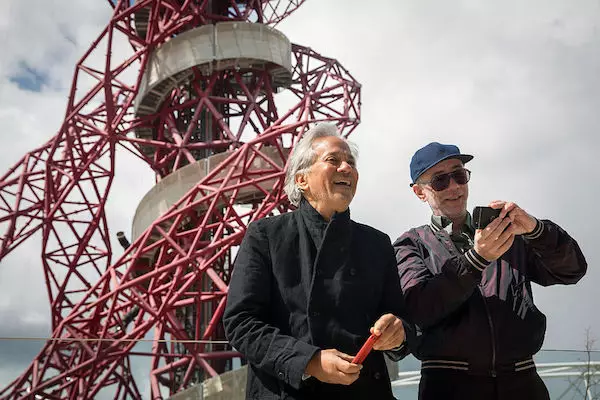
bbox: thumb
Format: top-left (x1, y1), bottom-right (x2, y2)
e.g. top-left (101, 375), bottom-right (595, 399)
top-left (372, 314), bottom-right (394, 335)
top-left (335, 351), bottom-right (355, 363)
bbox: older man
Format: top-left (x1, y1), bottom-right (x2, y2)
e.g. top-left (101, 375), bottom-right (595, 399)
top-left (224, 123), bottom-right (410, 400)
top-left (394, 142), bottom-right (587, 400)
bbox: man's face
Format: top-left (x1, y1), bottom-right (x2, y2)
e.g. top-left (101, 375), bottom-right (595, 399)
top-left (413, 158), bottom-right (469, 220)
top-left (296, 136), bottom-right (359, 218)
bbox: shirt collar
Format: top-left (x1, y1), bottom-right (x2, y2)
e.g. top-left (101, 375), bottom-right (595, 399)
top-left (431, 212), bottom-right (475, 236)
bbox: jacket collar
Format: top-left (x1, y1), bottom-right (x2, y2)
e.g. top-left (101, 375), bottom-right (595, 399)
top-left (299, 198), bottom-right (351, 249)
top-left (299, 197), bottom-right (351, 225)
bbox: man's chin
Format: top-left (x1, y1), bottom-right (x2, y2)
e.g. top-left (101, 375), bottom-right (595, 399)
top-left (446, 209), bottom-right (467, 220)
top-left (331, 197), bottom-right (353, 212)
top-left (442, 204), bottom-right (467, 217)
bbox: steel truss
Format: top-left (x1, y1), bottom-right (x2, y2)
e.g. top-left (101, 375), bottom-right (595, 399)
top-left (0, 1), bottom-right (361, 398)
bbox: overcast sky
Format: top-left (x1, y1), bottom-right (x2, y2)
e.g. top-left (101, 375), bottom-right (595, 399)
top-left (1, 0), bottom-right (598, 392)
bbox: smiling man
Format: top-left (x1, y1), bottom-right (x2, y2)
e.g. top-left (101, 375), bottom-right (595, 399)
top-left (394, 142), bottom-right (587, 400)
top-left (224, 123), bottom-right (411, 400)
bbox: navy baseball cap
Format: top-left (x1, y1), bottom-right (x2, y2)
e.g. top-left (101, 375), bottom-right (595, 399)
top-left (410, 142), bottom-right (473, 183)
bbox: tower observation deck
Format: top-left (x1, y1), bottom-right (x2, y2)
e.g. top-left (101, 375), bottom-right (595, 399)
top-left (0, 1), bottom-right (361, 399)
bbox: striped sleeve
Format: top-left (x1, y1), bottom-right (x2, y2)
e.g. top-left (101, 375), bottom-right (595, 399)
top-left (464, 248), bottom-right (491, 271)
top-left (522, 219), bottom-right (544, 240)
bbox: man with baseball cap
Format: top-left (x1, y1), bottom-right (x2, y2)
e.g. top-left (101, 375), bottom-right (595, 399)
top-left (393, 142), bottom-right (587, 399)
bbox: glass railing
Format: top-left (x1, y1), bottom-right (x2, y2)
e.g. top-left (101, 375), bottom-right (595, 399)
top-left (392, 350), bottom-right (600, 399)
top-left (1, 338), bottom-right (598, 399)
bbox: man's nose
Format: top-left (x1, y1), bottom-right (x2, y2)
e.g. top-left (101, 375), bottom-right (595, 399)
top-left (337, 161), bottom-right (353, 173)
top-left (446, 177), bottom-right (461, 190)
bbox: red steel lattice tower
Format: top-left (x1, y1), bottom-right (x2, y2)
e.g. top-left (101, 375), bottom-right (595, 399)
top-left (0, 1), bottom-right (361, 398)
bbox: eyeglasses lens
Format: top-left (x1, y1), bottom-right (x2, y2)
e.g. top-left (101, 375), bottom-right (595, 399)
top-left (431, 169), bottom-right (470, 191)
top-left (453, 169), bottom-right (470, 185)
top-left (431, 174), bottom-right (451, 191)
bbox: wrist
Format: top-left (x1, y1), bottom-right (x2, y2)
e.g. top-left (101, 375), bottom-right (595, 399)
top-left (523, 219), bottom-right (543, 240)
top-left (390, 339), bottom-right (406, 351)
top-left (467, 247), bottom-right (492, 269)
top-left (305, 351), bottom-right (320, 377)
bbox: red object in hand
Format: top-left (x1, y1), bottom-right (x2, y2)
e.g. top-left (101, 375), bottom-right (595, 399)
top-left (352, 334), bottom-right (379, 364)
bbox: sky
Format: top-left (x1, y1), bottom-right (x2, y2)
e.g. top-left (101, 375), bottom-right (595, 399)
top-left (0, 0), bottom-right (599, 393)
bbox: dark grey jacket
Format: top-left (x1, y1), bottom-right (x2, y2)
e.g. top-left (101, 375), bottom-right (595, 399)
top-left (394, 219), bottom-right (587, 375)
top-left (224, 200), bottom-right (409, 399)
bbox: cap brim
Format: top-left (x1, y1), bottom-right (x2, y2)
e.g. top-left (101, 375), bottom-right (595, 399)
top-left (455, 154), bottom-right (473, 164)
top-left (430, 154), bottom-right (473, 169)
top-left (412, 154), bottom-right (474, 183)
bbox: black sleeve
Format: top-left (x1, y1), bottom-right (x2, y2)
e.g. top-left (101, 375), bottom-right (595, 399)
top-left (393, 231), bottom-right (484, 329)
top-left (223, 221), bottom-right (320, 390)
top-left (377, 234), bottom-right (413, 361)
top-left (523, 220), bottom-right (587, 286)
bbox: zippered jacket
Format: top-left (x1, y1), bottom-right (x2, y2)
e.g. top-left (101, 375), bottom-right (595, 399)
top-left (393, 220), bottom-right (587, 375)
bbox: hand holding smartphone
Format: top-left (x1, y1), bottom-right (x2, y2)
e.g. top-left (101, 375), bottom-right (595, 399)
top-left (352, 334), bottom-right (379, 364)
top-left (473, 206), bottom-right (502, 229)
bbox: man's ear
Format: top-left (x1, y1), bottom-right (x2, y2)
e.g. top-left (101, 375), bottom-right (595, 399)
top-left (295, 172), bottom-right (309, 192)
top-left (413, 184), bottom-right (427, 202)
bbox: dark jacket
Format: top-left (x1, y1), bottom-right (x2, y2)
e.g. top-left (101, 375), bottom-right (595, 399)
top-left (224, 200), bottom-right (409, 399)
top-left (393, 219), bottom-right (587, 375)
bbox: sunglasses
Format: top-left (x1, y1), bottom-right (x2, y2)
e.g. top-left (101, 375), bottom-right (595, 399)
top-left (411, 168), bottom-right (471, 192)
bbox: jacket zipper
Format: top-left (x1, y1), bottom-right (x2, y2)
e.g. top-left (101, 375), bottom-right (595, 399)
top-left (479, 286), bottom-right (497, 377)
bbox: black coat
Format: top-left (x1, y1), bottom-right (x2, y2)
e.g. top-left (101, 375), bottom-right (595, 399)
top-left (223, 200), bottom-right (409, 400)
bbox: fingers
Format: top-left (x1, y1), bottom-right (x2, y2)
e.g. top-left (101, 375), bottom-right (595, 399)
top-left (485, 200), bottom-right (536, 235)
top-left (502, 203), bottom-right (519, 221)
top-left (507, 205), bottom-right (537, 234)
top-left (335, 357), bottom-right (361, 374)
top-left (372, 317), bottom-right (405, 350)
top-left (479, 213), bottom-right (511, 239)
top-left (332, 350), bottom-right (361, 373)
top-left (335, 351), bottom-right (355, 363)
top-left (489, 200), bottom-right (524, 219)
top-left (488, 200), bottom-right (520, 219)
top-left (497, 232), bottom-right (516, 254)
top-left (333, 352), bottom-right (361, 385)
top-left (495, 218), bottom-right (514, 241)
top-left (313, 349), bottom-right (362, 385)
top-left (488, 200), bottom-right (506, 216)
top-left (474, 213), bottom-right (515, 261)
top-left (371, 313), bottom-right (395, 336)
top-left (335, 370), bottom-right (361, 385)
top-left (479, 220), bottom-right (514, 245)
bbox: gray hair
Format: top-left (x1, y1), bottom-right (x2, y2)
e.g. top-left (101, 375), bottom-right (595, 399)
top-left (284, 123), bottom-right (358, 206)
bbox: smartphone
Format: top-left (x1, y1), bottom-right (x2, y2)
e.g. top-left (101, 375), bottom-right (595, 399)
top-left (352, 334), bottom-right (379, 364)
top-left (472, 206), bottom-right (502, 229)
